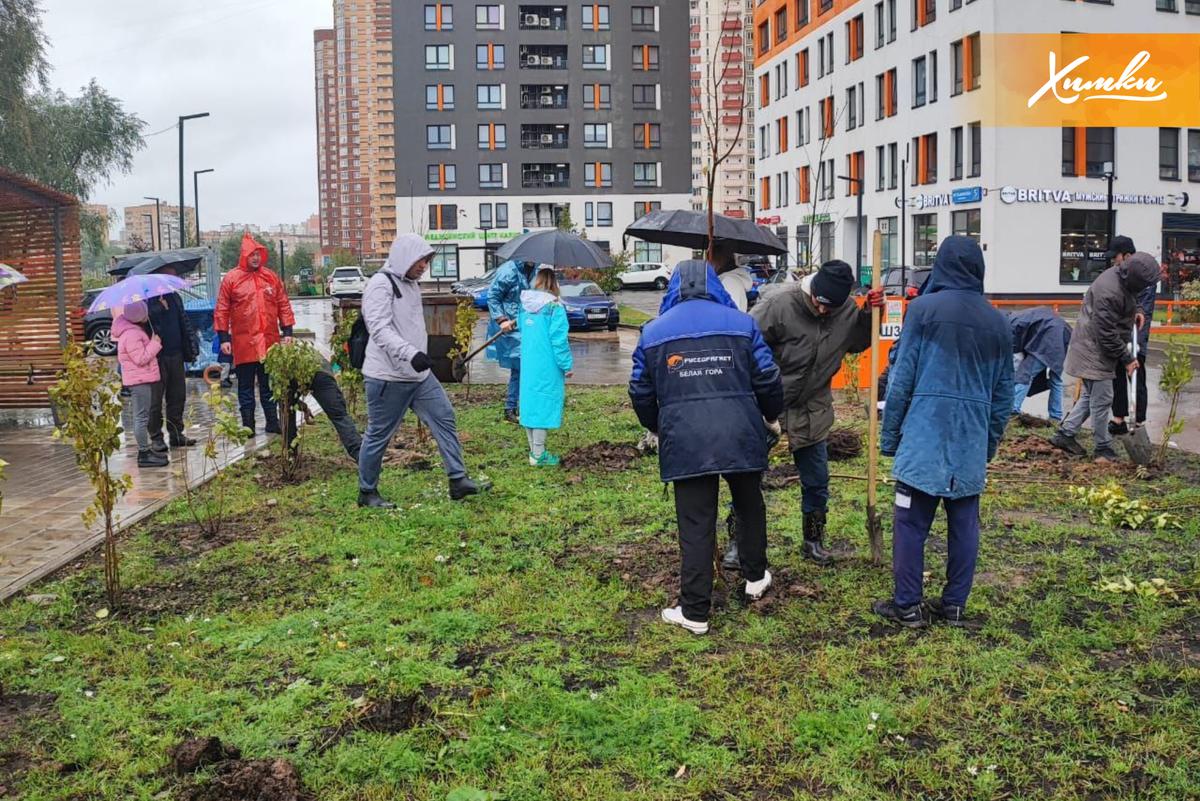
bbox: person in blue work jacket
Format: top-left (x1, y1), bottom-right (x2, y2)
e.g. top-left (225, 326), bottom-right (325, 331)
top-left (487, 260), bottom-right (536, 424)
top-left (875, 236), bottom-right (1014, 629)
top-left (630, 261), bottom-right (784, 636)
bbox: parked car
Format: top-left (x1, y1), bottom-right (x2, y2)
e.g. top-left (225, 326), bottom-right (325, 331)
top-left (83, 286), bottom-right (213, 369)
top-left (451, 268), bottom-right (498, 296)
top-left (83, 288), bottom-right (117, 357)
top-left (329, 266), bottom-right (367, 297)
top-left (755, 268), bottom-right (799, 303)
top-left (882, 266), bottom-right (931, 299)
top-left (560, 280), bottom-right (619, 331)
top-left (468, 280), bottom-right (493, 310)
top-left (744, 263), bottom-right (773, 306)
top-left (615, 262), bottom-right (673, 291)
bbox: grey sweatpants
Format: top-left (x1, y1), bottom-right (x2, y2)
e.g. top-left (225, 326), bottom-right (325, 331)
top-left (1059, 377), bottom-right (1115, 451)
top-left (129, 383), bottom-right (154, 451)
top-left (525, 427), bottom-right (547, 457)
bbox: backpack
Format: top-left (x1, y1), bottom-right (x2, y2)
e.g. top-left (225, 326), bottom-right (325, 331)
top-left (347, 273), bottom-right (403, 370)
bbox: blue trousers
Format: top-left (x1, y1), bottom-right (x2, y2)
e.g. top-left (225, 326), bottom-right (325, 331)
top-left (235, 362), bottom-right (276, 422)
top-left (358, 375), bottom-right (467, 492)
top-left (506, 360), bottom-right (521, 411)
top-left (792, 441), bottom-right (829, 514)
top-left (893, 484), bottom-right (980, 609)
top-left (1012, 356), bottom-right (1063, 421)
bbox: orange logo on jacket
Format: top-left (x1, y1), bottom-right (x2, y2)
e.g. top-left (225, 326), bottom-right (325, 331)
top-left (667, 354), bottom-right (684, 370)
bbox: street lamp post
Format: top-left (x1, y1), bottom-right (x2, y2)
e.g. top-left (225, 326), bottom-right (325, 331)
top-left (143, 196), bottom-right (162, 250)
top-left (193, 168), bottom-right (214, 247)
top-left (178, 112), bottom-right (210, 248)
top-left (838, 175), bottom-right (865, 285)
top-left (1103, 160), bottom-right (1116, 263)
top-left (141, 213), bottom-right (155, 250)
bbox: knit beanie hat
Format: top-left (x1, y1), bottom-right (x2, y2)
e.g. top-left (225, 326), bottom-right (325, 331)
top-left (810, 260), bottom-right (856, 307)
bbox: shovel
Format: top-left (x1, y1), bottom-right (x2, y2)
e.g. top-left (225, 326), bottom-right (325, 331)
top-left (1119, 325), bottom-right (1155, 465)
top-left (865, 231), bottom-right (885, 566)
top-left (450, 329), bottom-right (505, 382)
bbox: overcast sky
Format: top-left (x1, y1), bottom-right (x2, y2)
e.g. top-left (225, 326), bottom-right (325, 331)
top-left (41, 0), bottom-right (332, 237)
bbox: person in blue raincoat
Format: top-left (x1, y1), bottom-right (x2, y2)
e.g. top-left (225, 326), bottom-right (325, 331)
top-left (517, 268), bottom-right (574, 466)
top-left (487, 260), bottom-right (537, 424)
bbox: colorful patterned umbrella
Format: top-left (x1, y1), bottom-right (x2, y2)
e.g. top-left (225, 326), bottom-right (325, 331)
top-left (87, 273), bottom-right (190, 314)
top-left (0, 263), bottom-right (28, 290)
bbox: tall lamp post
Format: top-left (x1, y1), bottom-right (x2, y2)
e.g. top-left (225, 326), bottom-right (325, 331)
top-left (141, 213), bottom-right (155, 251)
top-left (193, 168), bottom-right (214, 247)
top-left (178, 112), bottom-right (210, 248)
top-left (143, 196), bottom-right (162, 250)
top-left (1103, 160), bottom-right (1116, 266)
top-left (838, 175), bottom-right (865, 285)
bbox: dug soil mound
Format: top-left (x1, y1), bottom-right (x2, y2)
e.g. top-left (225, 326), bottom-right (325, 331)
top-left (826, 429), bottom-right (863, 461)
top-left (561, 441), bottom-right (643, 472)
top-left (315, 692), bottom-right (434, 754)
top-left (994, 435), bottom-right (1134, 480)
top-left (170, 737), bottom-right (241, 776)
top-left (0, 694), bottom-right (58, 793)
top-left (178, 758), bottom-right (310, 801)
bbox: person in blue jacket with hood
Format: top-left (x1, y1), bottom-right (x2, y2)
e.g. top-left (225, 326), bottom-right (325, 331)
top-left (517, 267), bottom-right (574, 466)
top-left (487, 260), bottom-right (537, 424)
top-left (630, 261), bottom-right (784, 635)
top-left (876, 236), bottom-right (1013, 629)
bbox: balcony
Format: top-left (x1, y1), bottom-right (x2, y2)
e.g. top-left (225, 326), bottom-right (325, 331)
top-left (519, 84), bottom-right (568, 109)
top-left (519, 45), bottom-right (568, 70)
top-left (519, 5), bottom-right (568, 31)
top-left (521, 123), bottom-right (569, 149)
top-left (721, 19), bottom-right (742, 31)
top-left (521, 164), bottom-right (570, 190)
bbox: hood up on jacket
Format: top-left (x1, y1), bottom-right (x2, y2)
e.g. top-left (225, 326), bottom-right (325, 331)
top-left (383, 233), bottom-right (435, 279)
top-left (925, 235), bottom-right (985, 295)
top-left (659, 260), bottom-right (737, 315)
top-left (1118, 252), bottom-right (1162, 294)
top-left (237, 233), bottom-right (269, 272)
top-left (113, 300), bottom-right (149, 337)
top-left (520, 289), bottom-right (558, 314)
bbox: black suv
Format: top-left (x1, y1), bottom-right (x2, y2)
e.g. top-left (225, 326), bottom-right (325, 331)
top-left (82, 288), bottom-right (117, 356)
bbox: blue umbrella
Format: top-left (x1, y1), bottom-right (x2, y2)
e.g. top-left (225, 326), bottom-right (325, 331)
top-left (87, 273), bottom-right (190, 314)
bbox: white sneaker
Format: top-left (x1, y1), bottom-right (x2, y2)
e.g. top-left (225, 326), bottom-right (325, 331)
top-left (528, 452), bottom-right (538, 466)
top-left (745, 569), bottom-right (772, 601)
top-left (661, 606), bottom-right (709, 635)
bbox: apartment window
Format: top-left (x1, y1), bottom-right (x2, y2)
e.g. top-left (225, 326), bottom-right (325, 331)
top-left (426, 124), bottom-right (454, 149)
top-left (819, 95), bottom-right (834, 140)
top-left (913, 0), bottom-right (936, 28)
top-left (914, 133), bottom-right (937, 184)
top-left (583, 84), bottom-right (612, 109)
top-left (584, 201), bottom-right (594, 227)
top-left (476, 5), bottom-right (502, 29)
top-left (583, 44), bottom-right (609, 69)
top-left (913, 56), bottom-right (927, 107)
top-left (479, 203), bottom-right (493, 229)
top-left (969, 122), bottom-right (982, 177)
top-left (634, 123), bottom-right (661, 149)
top-left (477, 123), bottom-right (507, 149)
top-left (633, 45), bottom-right (659, 70)
top-left (426, 84), bottom-right (455, 110)
top-left (846, 14), bottom-right (864, 61)
top-left (888, 142), bottom-right (899, 189)
top-left (798, 49), bottom-right (810, 87)
top-left (888, 0), bottom-right (897, 40)
top-left (632, 84), bottom-right (657, 108)
top-left (631, 6), bottom-right (656, 30)
top-left (430, 245), bottom-right (459, 280)
top-left (477, 84), bottom-right (503, 109)
top-left (847, 84), bottom-right (859, 130)
top-left (761, 175), bottom-right (771, 210)
top-left (476, 43), bottom-right (505, 69)
top-left (597, 202), bottom-right (613, 227)
top-left (757, 22), bottom-right (769, 55)
top-left (876, 145), bottom-right (886, 191)
top-left (1189, 130), bottom-right (1200, 181)
top-left (1062, 127), bottom-right (1117, 177)
top-left (875, 2), bottom-right (885, 48)
top-left (797, 107), bottom-right (811, 147)
top-left (479, 164), bottom-right (505, 189)
top-left (946, 127), bottom-right (961, 181)
top-left (428, 163), bottom-right (457, 190)
top-left (1061, 209), bottom-right (1115, 284)
top-left (428, 204), bottom-right (458, 230)
top-left (775, 6), bottom-right (788, 42)
top-left (634, 163), bottom-right (659, 187)
top-left (819, 221), bottom-right (834, 263)
top-left (775, 117), bottom-right (787, 154)
top-left (759, 124), bottom-right (770, 158)
top-left (818, 36), bottom-right (826, 78)
top-left (1161, 128), bottom-right (1181, 180)
top-left (1157, 0), bottom-right (1176, 8)
top-left (797, 0), bottom-right (810, 28)
top-left (424, 4), bottom-right (453, 30)
top-left (913, 213), bottom-right (937, 267)
top-left (952, 33), bottom-right (980, 95)
top-left (425, 45), bottom-right (452, 70)
top-left (952, 209), bottom-right (981, 243)
top-left (496, 203), bottom-right (509, 228)
top-left (634, 201), bottom-right (660, 219)
top-left (929, 50), bottom-right (938, 102)
top-left (585, 162), bottom-right (613, 188)
top-left (845, 151), bottom-right (865, 196)
top-left (582, 4), bottom-right (610, 29)
top-left (584, 123), bottom-right (610, 148)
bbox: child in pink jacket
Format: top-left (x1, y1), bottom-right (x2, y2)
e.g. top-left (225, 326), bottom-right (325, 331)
top-left (114, 301), bottom-right (167, 467)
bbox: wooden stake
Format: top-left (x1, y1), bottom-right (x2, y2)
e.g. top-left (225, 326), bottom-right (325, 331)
top-left (866, 230), bottom-right (885, 565)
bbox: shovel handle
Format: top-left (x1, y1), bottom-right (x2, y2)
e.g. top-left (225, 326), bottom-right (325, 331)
top-left (460, 329), bottom-right (506, 365)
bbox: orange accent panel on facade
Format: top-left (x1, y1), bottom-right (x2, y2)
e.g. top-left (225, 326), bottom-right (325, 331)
top-left (753, 0), bottom-right (864, 67)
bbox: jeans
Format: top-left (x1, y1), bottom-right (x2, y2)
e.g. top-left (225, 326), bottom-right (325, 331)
top-left (674, 472), bottom-right (767, 622)
top-left (128, 383), bottom-right (154, 451)
top-left (1059, 377), bottom-right (1115, 451)
top-left (506, 360), bottom-right (521, 411)
top-left (1111, 365), bottom-right (1148, 424)
top-left (792, 441), bottom-right (830, 514)
top-left (235, 362), bottom-right (277, 425)
top-left (358, 375), bottom-right (467, 492)
top-left (1012, 356), bottom-right (1063, 421)
top-left (525, 427), bottom-right (547, 457)
top-left (893, 484), bottom-right (981, 609)
top-left (148, 354), bottom-right (186, 443)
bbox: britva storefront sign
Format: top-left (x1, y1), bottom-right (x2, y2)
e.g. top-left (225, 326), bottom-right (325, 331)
top-left (998, 187), bottom-right (1188, 206)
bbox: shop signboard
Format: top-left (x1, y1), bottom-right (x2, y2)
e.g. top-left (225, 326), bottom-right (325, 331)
top-left (802, 213), bottom-right (831, 224)
top-left (952, 187), bottom-right (983, 205)
top-left (425, 229), bottom-right (522, 242)
top-left (998, 187), bottom-right (1184, 206)
top-left (881, 299), bottom-right (904, 341)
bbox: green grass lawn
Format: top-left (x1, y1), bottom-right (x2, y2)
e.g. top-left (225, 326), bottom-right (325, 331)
top-left (3, 387), bottom-right (1199, 800)
top-left (618, 305), bottom-right (654, 328)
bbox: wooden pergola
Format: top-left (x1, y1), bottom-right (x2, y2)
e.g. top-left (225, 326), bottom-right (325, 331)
top-left (0, 168), bottom-right (82, 409)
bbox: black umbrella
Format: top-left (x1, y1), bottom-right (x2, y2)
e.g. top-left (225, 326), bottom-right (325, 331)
top-left (109, 247), bottom-right (209, 277)
top-left (623, 209), bottom-right (787, 256)
top-left (494, 229), bottom-right (613, 269)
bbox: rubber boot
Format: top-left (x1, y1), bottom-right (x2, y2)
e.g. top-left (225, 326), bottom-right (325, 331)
top-left (721, 507), bottom-right (741, 571)
top-left (450, 476), bottom-right (492, 501)
top-left (802, 511), bottom-right (834, 567)
top-left (240, 410), bottom-right (256, 433)
top-left (357, 490), bottom-right (395, 509)
top-left (263, 403), bottom-right (282, 435)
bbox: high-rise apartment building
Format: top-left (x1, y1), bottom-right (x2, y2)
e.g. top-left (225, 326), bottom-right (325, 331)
top-left (392, 1), bottom-right (694, 279)
top-left (689, 0), bottom-right (756, 221)
top-left (122, 204), bottom-right (196, 251)
top-left (753, 0), bottom-right (1200, 296)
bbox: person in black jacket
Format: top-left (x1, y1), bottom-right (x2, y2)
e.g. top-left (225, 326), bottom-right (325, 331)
top-left (630, 261), bottom-right (784, 636)
top-left (147, 265), bottom-right (199, 450)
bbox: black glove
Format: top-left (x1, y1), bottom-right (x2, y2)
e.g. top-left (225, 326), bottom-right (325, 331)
top-left (410, 352), bottom-right (433, 372)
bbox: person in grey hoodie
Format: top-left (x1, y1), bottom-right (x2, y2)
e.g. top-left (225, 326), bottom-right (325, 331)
top-left (356, 233), bottom-right (489, 508)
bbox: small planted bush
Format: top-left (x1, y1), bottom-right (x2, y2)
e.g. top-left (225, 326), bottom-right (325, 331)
top-left (263, 339), bottom-right (322, 482)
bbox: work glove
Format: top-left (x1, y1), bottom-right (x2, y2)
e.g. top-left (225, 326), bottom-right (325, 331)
top-left (765, 418), bottom-right (782, 450)
top-left (866, 287), bottom-right (887, 309)
top-left (410, 352), bottom-right (433, 372)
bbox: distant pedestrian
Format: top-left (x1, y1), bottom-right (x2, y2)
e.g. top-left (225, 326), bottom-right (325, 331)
top-left (1009, 307), bottom-right (1071, 422)
top-left (114, 301), bottom-right (168, 468)
top-left (356, 233), bottom-right (490, 508)
top-left (630, 261), bottom-right (783, 635)
top-left (875, 236), bottom-right (1013, 628)
top-left (1052, 249), bottom-right (1161, 461)
top-left (517, 267), bottom-right (573, 466)
top-left (487, 259), bottom-right (537, 424)
top-left (146, 264), bottom-right (200, 451)
top-left (214, 233), bottom-right (295, 434)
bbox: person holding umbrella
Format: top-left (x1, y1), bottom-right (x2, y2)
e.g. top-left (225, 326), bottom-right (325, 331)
top-left (487, 260), bottom-right (536, 424)
top-left (145, 263), bottom-right (200, 451)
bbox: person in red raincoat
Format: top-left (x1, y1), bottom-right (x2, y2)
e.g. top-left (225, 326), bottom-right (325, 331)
top-left (214, 233), bottom-right (296, 433)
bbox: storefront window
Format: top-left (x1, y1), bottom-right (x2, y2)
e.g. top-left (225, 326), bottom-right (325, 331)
top-left (878, 216), bottom-right (898, 269)
top-left (796, 224), bottom-right (811, 267)
top-left (913, 213), bottom-right (937, 266)
top-left (430, 244), bottom-right (459, 279)
top-left (951, 209), bottom-right (980, 242)
top-left (819, 222), bottom-right (835, 264)
top-left (1060, 209), bottom-right (1113, 285)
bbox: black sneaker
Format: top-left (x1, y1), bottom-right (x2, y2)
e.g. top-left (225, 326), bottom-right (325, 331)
top-left (1049, 432), bottom-right (1086, 457)
top-left (1094, 446), bottom-right (1121, 463)
top-left (357, 490), bottom-right (395, 509)
top-left (170, 436), bottom-right (197, 448)
top-left (450, 476), bottom-right (492, 501)
top-left (872, 599), bottom-right (928, 629)
top-left (1107, 421), bottom-right (1129, 437)
top-left (149, 439), bottom-right (169, 454)
top-left (924, 597), bottom-right (968, 628)
top-left (503, 409), bottom-right (519, 425)
top-left (137, 450), bottom-right (169, 468)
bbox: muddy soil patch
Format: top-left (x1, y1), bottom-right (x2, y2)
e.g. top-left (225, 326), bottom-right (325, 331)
top-left (315, 692), bottom-right (434, 754)
top-left (0, 693), bottom-right (59, 794)
top-left (250, 454), bottom-right (343, 488)
top-left (177, 757), bottom-right (311, 801)
top-left (561, 441), bottom-right (644, 472)
top-left (558, 532), bottom-right (680, 595)
top-left (993, 435), bottom-right (1137, 481)
top-left (826, 428), bottom-right (863, 461)
top-left (446, 385), bottom-right (506, 409)
top-left (170, 737), bottom-right (241, 776)
top-left (147, 513), bottom-right (270, 563)
top-left (762, 464), bottom-right (798, 491)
